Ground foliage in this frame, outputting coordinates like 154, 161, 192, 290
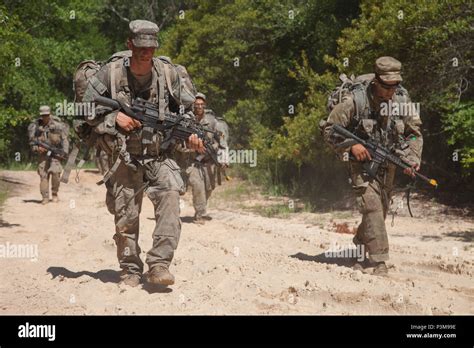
0, 0, 472, 204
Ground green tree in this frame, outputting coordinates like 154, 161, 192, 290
324, 0, 473, 192
0, 0, 110, 164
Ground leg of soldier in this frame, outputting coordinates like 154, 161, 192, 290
202, 163, 215, 220
355, 181, 389, 263
188, 164, 208, 218
105, 161, 145, 276
38, 159, 50, 201
350, 163, 389, 264
205, 163, 217, 191
49, 159, 62, 199
146, 189, 181, 268
382, 165, 397, 219
145, 159, 184, 285
206, 189, 213, 202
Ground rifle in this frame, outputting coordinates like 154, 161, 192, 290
31, 140, 67, 160
331, 124, 438, 218
331, 124, 438, 188
93, 96, 219, 166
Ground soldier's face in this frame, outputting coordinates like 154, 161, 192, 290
128, 41, 155, 64
194, 99, 206, 116
374, 78, 399, 101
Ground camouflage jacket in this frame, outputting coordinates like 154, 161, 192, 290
82, 55, 196, 158
28, 116, 69, 155
323, 82, 423, 167
177, 109, 229, 166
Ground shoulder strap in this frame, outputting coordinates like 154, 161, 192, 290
153, 58, 169, 121
109, 59, 124, 99
352, 85, 370, 119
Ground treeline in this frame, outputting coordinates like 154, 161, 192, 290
1, 0, 472, 205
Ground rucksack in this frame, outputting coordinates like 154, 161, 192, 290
322, 73, 409, 132
327, 73, 374, 115
72, 51, 132, 146
62, 51, 197, 184
71, 51, 197, 143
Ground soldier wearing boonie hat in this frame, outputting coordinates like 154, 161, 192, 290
374, 56, 403, 83
39, 105, 51, 116
178, 92, 230, 224
27, 105, 69, 204
322, 56, 423, 276
128, 20, 159, 48
82, 19, 200, 288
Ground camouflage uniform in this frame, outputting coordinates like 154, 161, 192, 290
28, 106, 69, 202
82, 20, 195, 281
179, 93, 229, 220
323, 57, 423, 264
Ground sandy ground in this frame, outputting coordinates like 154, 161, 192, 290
0, 169, 473, 315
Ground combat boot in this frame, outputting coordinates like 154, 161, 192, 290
41, 197, 49, 205
119, 272, 142, 287
52, 194, 59, 203
193, 216, 205, 225
146, 265, 175, 286
373, 262, 388, 276
352, 261, 370, 274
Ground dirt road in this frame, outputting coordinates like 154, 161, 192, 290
0, 170, 472, 314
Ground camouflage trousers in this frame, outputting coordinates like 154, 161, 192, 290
105, 157, 185, 275
186, 162, 216, 218
350, 162, 396, 263
37, 157, 62, 199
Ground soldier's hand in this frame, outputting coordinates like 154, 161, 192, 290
187, 134, 205, 154
116, 112, 142, 132
38, 146, 47, 154
403, 163, 420, 178
351, 144, 372, 162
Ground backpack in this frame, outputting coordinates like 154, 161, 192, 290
327, 73, 374, 115
321, 73, 409, 132
62, 51, 197, 184
72, 51, 132, 147
72, 51, 197, 142
213, 113, 230, 148
156, 56, 197, 112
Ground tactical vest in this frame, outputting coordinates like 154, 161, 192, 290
93, 55, 195, 158
29, 117, 66, 147
349, 81, 410, 152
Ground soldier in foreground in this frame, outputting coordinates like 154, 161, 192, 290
28, 105, 69, 204
322, 57, 423, 275
180, 93, 229, 224
83, 20, 203, 287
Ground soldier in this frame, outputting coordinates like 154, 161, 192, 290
180, 93, 229, 224
28, 105, 69, 205
83, 20, 204, 287
323, 57, 423, 275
